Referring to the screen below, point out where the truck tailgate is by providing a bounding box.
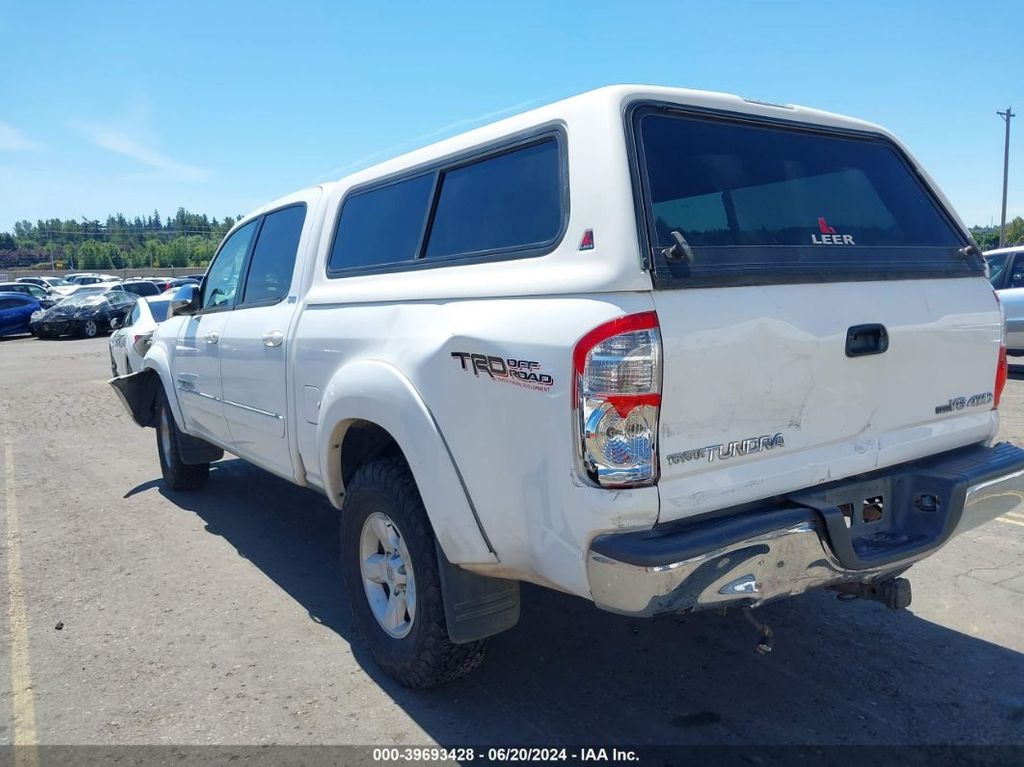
[653,277,1002,521]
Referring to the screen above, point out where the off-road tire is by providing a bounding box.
[155,390,210,491]
[340,457,485,687]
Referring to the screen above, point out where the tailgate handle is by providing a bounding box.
[846,324,889,357]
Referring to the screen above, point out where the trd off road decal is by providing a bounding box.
[450,352,554,392]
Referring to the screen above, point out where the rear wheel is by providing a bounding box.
[155,391,209,491]
[341,457,485,687]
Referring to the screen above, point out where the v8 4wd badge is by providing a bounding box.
[934,391,992,414]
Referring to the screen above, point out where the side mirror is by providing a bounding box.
[170,284,200,317]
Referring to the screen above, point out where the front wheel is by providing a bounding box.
[155,391,210,491]
[341,458,485,687]
[82,319,99,338]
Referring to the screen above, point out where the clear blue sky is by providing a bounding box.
[1,0,1021,231]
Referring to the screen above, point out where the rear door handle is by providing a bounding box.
[206,331,219,344]
[262,330,284,348]
[846,324,888,357]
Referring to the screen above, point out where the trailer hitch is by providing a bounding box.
[833,577,912,611]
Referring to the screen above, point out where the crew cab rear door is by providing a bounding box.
[217,191,319,478]
[629,106,1002,523]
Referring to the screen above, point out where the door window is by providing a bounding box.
[1008,253,1024,289]
[241,205,307,305]
[0,298,23,310]
[988,254,1010,288]
[201,220,258,310]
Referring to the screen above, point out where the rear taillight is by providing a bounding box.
[573,312,661,488]
[995,345,1008,409]
[994,291,1008,410]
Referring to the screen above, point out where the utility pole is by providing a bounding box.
[998,107,1015,247]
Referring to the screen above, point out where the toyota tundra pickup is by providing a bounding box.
[112,85,1024,687]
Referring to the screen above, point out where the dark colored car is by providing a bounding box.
[118,280,162,298]
[32,290,138,339]
[0,293,42,337]
[0,282,58,308]
[185,274,206,282]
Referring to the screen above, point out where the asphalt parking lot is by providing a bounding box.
[0,334,1022,747]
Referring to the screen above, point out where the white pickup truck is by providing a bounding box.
[113,85,1024,687]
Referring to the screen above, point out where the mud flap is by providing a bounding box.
[177,432,224,465]
[109,370,160,427]
[109,371,223,465]
[435,542,520,644]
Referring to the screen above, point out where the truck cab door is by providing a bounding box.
[218,196,316,478]
[171,219,260,445]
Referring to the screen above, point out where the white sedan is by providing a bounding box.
[108,296,172,376]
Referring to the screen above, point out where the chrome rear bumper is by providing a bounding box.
[588,443,1024,617]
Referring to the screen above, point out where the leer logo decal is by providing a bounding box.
[451,352,554,391]
[810,216,855,246]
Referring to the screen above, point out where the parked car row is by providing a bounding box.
[11,274,202,297]
[0,274,203,340]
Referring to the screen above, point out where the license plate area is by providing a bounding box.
[788,472,960,570]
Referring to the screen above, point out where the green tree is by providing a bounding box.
[1006,217,1024,246]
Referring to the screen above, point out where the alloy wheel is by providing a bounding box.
[359,511,417,638]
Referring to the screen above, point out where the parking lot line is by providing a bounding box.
[4,439,38,766]
[997,516,1024,528]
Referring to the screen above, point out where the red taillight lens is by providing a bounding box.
[993,291,1008,410]
[994,345,1008,410]
[573,311,661,488]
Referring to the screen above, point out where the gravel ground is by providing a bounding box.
[0,334,1022,747]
